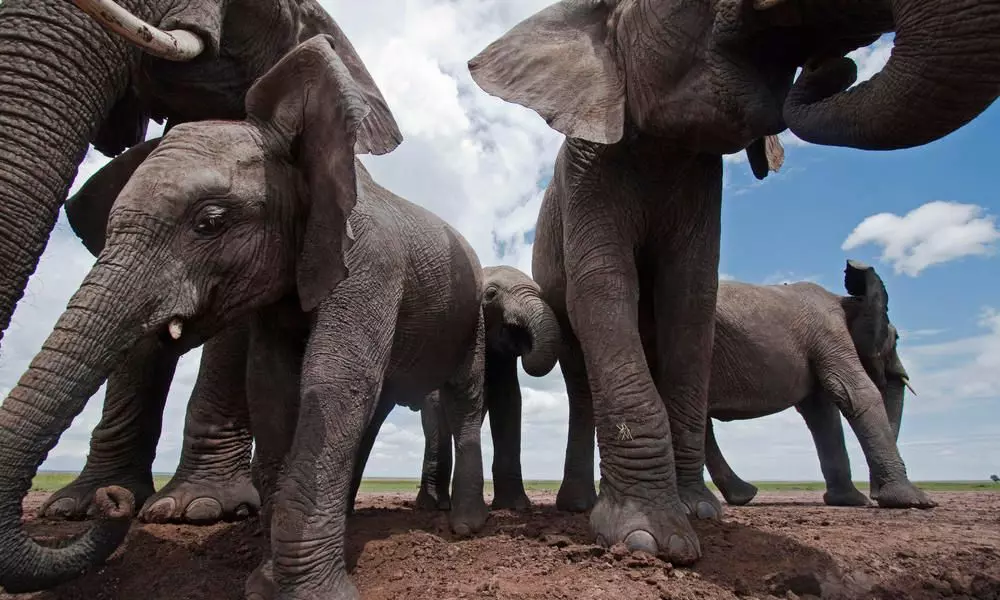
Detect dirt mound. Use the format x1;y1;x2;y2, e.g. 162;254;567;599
4;491;999;599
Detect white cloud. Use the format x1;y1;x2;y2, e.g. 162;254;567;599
847;36;894;84
842;201;1000;276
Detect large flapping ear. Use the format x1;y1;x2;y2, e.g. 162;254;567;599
745;135;785;180
246;35;393;312
467;0;625;145
296;7;404;155
844;259;890;378
66;138;162;257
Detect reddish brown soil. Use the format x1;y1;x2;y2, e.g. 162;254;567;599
3;491;999;600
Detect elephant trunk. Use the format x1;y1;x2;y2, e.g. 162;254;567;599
0;0;140;347
0;249;154;592
509;293;560;378
783;0;1000;150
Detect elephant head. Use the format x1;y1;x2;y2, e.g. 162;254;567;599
482;266;561;377
842;259;912;446
468;0;999;161
0;0;401;348
0;35;399;592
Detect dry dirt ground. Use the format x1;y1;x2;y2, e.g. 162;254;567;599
3;490;1000;600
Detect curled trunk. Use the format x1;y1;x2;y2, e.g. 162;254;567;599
783;0;1000;149
0;254;150;592
0;0;138;346
514;295;560;377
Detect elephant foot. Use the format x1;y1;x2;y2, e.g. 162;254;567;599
555;477;597;513
873;481;937;509
39;469;154;521
449;495;488;538
140;473;259;524
491;480;531;511
245;560;361;600
678;481;723;520
415;485;451;511
718;479;759;507
589;486;701;566
824;486;872;507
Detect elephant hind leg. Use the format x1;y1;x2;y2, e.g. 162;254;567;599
704;420;757;506
140;322;259;525
816;353;935;509
555;329;598;513
417;390;453;510
795;392;870;507
39;336;178;521
347;390;396;514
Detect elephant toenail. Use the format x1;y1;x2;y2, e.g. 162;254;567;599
235;504;250;519
144;497;176;521
452;522;472;537
595;534;609;547
184;498;223;523
624;530;657;554
46;497;77;517
696;501;716;520
667;534;698;563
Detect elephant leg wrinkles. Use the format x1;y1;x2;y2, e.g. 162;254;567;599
417;391;453;510
39;336;178;520
140;322;259;524
795;391;871;507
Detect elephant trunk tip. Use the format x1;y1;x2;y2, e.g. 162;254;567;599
95;486;137;521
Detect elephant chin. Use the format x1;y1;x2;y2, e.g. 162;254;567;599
783;0;1000;150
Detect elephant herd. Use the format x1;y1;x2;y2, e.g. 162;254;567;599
0;0;996;598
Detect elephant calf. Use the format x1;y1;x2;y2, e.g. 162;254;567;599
416;266;561;512
704;261;922;508
0;36;490;598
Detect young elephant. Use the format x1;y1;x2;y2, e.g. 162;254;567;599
0;36;488;598
705;261;920;508
416;266;561;511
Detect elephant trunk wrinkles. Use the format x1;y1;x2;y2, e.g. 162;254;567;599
783;0;1000;149
0;252;153;592
511;294;560;377
0;0;142;347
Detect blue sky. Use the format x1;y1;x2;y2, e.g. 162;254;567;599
1;6;996;486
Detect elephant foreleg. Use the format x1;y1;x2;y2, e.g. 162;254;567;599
485;351;531;510
39;336;178;520
795;392;870;507
704;420;758;506
554;330;597;513
139;322;259;524
416;390;453;510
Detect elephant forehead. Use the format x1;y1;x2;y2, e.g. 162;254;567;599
118;124;266;216
484;266;536;290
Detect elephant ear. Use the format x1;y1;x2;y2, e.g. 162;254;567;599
65;138;162;257
844;259;890;382
246;35;394;312
467;0;625;145
745;135;785;180
92;87;150;157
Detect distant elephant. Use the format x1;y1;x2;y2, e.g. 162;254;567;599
416;266;561;512
703;261;916;508
0;36;488;597
19;0;402;526
466;0;994;564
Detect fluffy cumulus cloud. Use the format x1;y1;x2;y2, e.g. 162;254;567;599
842;201;1000;276
3;4;975;485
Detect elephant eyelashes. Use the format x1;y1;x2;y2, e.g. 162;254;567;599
193;205;229;236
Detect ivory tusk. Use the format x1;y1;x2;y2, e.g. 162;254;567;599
753;0;789;9
764;134;785;172
902;377;916;396
69;0;204;62
168;318;184;340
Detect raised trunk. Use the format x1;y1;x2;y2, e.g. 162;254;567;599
783;0;1000;149
0;0;140;346
0;253;151;592
515;295;560;377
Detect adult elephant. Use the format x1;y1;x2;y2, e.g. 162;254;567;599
417;266;561;512
703;261;914;508
467;0;998;564
0;35;487;595
0;0;402;525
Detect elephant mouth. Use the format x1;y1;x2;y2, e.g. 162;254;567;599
497;325;533;358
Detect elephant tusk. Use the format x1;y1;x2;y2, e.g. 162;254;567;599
168;318;184;340
764;135;784;172
902;377;916;396
69;0;204;62
753;0;789;9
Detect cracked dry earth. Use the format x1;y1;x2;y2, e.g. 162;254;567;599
3;491;1000;600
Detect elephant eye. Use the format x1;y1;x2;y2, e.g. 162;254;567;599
193;205;228;236
484;286;498;301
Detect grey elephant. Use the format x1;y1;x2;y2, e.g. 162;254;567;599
467;0;998;564
704;261;915;508
15;0;401;526
416;266;561;512
0;36;490;598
